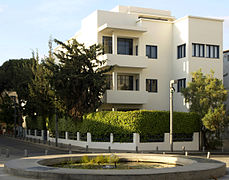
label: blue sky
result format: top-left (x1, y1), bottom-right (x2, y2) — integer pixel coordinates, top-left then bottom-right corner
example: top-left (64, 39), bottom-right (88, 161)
top-left (0, 0), bottom-right (229, 65)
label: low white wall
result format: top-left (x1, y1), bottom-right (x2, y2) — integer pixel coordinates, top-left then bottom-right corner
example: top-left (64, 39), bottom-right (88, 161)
top-left (25, 129), bottom-right (199, 151)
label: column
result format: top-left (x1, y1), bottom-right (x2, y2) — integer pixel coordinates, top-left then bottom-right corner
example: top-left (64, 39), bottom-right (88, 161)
top-left (138, 36), bottom-right (144, 56)
top-left (112, 32), bottom-right (117, 55)
top-left (112, 71), bottom-right (117, 91)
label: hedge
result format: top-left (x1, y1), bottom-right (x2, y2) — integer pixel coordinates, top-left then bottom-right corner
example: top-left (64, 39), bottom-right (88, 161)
top-left (26, 110), bottom-right (201, 142)
top-left (80, 110), bottom-right (201, 141)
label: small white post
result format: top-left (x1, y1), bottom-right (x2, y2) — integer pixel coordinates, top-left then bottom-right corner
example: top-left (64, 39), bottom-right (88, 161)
top-left (35, 130), bottom-right (37, 137)
top-left (65, 132), bottom-right (69, 140)
top-left (28, 129), bottom-right (31, 136)
top-left (41, 130), bottom-right (44, 140)
top-left (207, 152), bottom-right (211, 159)
top-left (47, 130), bottom-right (50, 141)
top-left (77, 132), bottom-right (80, 141)
top-left (110, 133), bottom-right (113, 143)
top-left (87, 132), bottom-right (91, 143)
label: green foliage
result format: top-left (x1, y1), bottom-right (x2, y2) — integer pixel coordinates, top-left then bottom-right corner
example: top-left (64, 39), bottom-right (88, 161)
top-left (0, 95), bottom-right (14, 124)
top-left (181, 69), bottom-right (227, 121)
top-left (79, 110), bottom-right (200, 140)
top-left (181, 69), bottom-right (228, 148)
top-left (50, 39), bottom-right (112, 121)
top-left (202, 104), bottom-right (228, 132)
top-left (81, 156), bottom-right (89, 163)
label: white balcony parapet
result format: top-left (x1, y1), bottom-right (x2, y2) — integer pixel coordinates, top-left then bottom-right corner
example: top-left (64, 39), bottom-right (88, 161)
top-left (104, 90), bottom-right (148, 104)
top-left (99, 54), bottom-right (148, 69)
top-left (98, 23), bottom-right (147, 34)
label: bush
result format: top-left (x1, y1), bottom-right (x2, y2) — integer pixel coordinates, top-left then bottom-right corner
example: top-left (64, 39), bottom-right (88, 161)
top-left (80, 110), bottom-right (201, 141)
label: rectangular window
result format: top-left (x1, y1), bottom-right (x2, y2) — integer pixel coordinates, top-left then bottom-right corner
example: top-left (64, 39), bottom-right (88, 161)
top-left (117, 38), bottom-right (133, 55)
top-left (206, 45), bottom-right (219, 58)
top-left (117, 75), bottom-right (134, 90)
top-left (192, 43), bottom-right (204, 57)
top-left (177, 44), bottom-right (186, 59)
top-left (104, 74), bottom-right (112, 90)
top-left (146, 45), bottom-right (157, 59)
top-left (135, 45), bottom-right (138, 56)
top-left (146, 79), bottom-right (158, 93)
top-left (177, 78), bottom-right (186, 92)
top-left (102, 36), bottom-right (112, 54)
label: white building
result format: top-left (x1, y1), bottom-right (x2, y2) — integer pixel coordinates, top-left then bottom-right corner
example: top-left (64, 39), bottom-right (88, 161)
top-left (223, 50), bottom-right (229, 111)
top-left (72, 5), bottom-right (223, 112)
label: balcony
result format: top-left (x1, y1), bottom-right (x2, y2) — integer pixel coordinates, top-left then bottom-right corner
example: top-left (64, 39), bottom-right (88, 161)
top-left (99, 54), bottom-right (148, 69)
top-left (103, 90), bottom-right (148, 104)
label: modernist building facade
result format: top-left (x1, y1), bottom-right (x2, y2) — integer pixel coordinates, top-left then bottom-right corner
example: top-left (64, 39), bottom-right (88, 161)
top-left (72, 6), bottom-right (223, 112)
top-left (224, 50), bottom-right (229, 111)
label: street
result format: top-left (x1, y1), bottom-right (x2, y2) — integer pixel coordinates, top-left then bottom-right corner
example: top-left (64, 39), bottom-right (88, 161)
top-left (0, 136), bottom-right (69, 180)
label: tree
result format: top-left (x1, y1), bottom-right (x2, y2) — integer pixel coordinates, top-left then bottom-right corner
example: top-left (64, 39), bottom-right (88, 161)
top-left (26, 49), bottom-right (56, 135)
top-left (0, 58), bottom-right (35, 126)
top-left (50, 39), bottom-right (112, 120)
top-left (181, 69), bottom-right (228, 148)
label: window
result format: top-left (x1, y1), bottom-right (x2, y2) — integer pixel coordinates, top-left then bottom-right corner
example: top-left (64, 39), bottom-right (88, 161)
top-left (192, 43), bottom-right (204, 57)
top-left (135, 45), bottom-right (138, 56)
top-left (146, 45), bottom-right (157, 59)
top-left (117, 75), bottom-right (134, 90)
top-left (177, 44), bottom-right (186, 59)
top-left (146, 79), bottom-right (158, 93)
top-left (102, 36), bottom-right (112, 54)
top-left (104, 74), bottom-right (112, 90)
top-left (117, 38), bottom-right (133, 55)
top-left (206, 45), bottom-right (219, 58)
top-left (177, 78), bottom-right (186, 92)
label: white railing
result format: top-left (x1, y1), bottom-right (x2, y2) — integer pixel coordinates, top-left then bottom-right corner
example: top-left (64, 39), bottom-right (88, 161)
top-left (24, 129), bottom-right (199, 151)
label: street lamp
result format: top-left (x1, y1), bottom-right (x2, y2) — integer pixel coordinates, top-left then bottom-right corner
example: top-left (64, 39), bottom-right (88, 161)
top-left (12, 96), bottom-right (17, 138)
top-left (170, 80), bottom-right (177, 152)
top-left (55, 97), bottom-right (58, 147)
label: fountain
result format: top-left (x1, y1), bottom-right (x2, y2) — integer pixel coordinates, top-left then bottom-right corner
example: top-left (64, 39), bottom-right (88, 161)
top-left (4, 153), bottom-right (226, 180)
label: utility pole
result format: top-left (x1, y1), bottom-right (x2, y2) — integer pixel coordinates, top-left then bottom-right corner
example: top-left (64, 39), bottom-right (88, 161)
top-left (170, 80), bottom-right (177, 152)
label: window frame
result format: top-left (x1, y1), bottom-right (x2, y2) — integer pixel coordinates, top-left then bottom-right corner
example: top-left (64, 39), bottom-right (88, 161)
top-left (206, 44), bottom-right (220, 59)
top-left (146, 45), bottom-right (158, 59)
top-left (177, 78), bottom-right (186, 92)
top-left (192, 43), bottom-right (205, 57)
top-left (146, 79), bottom-right (158, 93)
top-left (177, 44), bottom-right (186, 59)
top-left (117, 38), bottom-right (133, 55)
top-left (102, 36), bottom-right (112, 54)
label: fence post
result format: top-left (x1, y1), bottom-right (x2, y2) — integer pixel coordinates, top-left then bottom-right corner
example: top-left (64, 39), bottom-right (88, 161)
top-left (87, 132), bottom-right (91, 144)
top-left (77, 132), bottom-right (80, 141)
top-left (65, 132), bottom-right (69, 140)
top-left (28, 129), bottom-right (31, 136)
top-left (133, 133), bottom-right (140, 144)
top-left (35, 130), bottom-right (37, 137)
top-left (47, 130), bottom-right (50, 141)
top-left (41, 130), bottom-right (44, 140)
top-left (110, 133), bottom-right (113, 143)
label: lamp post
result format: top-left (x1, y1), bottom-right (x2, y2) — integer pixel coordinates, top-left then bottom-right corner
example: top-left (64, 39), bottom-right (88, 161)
top-left (55, 97), bottom-right (58, 147)
top-left (12, 96), bottom-right (17, 138)
top-left (170, 80), bottom-right (177, 152)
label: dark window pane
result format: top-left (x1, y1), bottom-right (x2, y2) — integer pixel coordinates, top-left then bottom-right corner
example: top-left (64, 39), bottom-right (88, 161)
top-left (146, 79), bottom-right (158, 93)
top-left (103, 36), bottom-right (112, 54)
top-left (117, 38), bottom-right (133, 55)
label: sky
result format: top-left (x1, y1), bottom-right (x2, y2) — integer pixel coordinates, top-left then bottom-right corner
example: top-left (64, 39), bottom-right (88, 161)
top-left (0, 0), bottom-right (229, 65)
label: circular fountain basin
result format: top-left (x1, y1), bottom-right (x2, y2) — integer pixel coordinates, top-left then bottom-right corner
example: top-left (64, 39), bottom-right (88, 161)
top-left (4, 153), bottom-right (226, 180)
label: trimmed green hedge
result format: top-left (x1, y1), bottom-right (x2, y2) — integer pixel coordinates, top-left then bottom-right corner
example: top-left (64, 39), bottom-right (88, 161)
top-left (26, 110), bottom-right (201, 142)
top-left (80, 110), bottom-right (201, 136)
